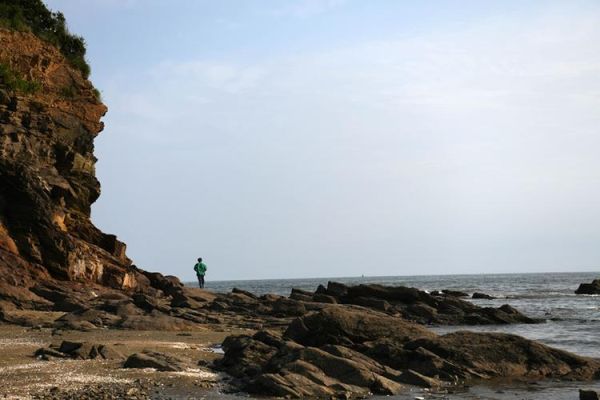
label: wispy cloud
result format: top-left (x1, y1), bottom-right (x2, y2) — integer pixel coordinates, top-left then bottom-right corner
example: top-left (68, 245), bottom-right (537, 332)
top-left (264, 0), bottom-right (348, 18)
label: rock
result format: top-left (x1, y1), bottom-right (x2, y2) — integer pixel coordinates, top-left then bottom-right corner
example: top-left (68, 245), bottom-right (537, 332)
top-left (232, 287), bottom-right (258, 299)
top-left (397, 369), bottom-right (441, 388)
top-left (290, 288), bottom-right (314, 297)
top-left (575, 279), bottom-right (600, 295)
top-left (326, 281), bottom-right (349, 297)
top-left (441, 289), bottom-right (469, 298)
top-left (118, 310), bottom-right (196, 331)
top-left (35, 341), bottom-right (124, 360)
top-left (311, 293), bottom-right (337, 304)
top-left (271, 298), bottom-right (307, 317)
top-left (285, 307), bottom-right (435, 347)
top-left (0, 88), bottom-right (10, 105)
top-left (320, 282), bottom-right (541, 326)
top-left (580, 389), bottom-right (600, 400)
top-left (472, 292), bottom-right (495, 299)
top-left (170, 287), bottom-right (216, 308)
top-left (289, 292), bottom-right (313, 302)
top-left (54, 308), bottom-right (121, 330)
top-left (217, 307), bottom-right (600, 399)
top-left (123, 350), bottom-right (188, 371)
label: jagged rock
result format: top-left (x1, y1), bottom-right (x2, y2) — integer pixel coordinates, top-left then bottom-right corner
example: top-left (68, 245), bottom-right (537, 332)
top-left (575, 279), bottom-right (600, 295)
top-left (317, 282), bottom-right (541, 325)
top-left (123, 350), bottom-right (188, 371)
top-left (217, 308), bottom-right (600, 398)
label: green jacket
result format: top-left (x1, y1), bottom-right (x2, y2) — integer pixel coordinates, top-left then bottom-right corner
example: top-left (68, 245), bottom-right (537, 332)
top-left (194, 262), bottom-right (207, 276)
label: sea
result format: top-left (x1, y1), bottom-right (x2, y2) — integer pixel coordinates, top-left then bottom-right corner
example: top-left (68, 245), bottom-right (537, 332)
top-left (189, 272), bottom-right (600, 400)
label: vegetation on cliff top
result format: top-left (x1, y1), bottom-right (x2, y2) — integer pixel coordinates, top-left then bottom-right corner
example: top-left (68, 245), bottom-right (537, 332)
top-left (0, 0), bottom-right (90, 78)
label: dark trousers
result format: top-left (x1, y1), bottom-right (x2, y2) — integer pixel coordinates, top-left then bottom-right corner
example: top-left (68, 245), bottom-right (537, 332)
top-left (197, 275), bottom-right (205, 288)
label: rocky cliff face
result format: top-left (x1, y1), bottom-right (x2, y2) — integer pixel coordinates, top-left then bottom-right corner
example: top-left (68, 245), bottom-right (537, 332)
top-left (0, 28), bottom-right (154, 309)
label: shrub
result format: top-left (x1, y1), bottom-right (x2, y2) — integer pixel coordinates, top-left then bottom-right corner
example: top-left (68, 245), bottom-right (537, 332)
top-left (59, 85), bottom-right (75, 98)
top-left (0, 63), bottom-right (41, 94)
top-left (0, 0), bottom-right (91, 78)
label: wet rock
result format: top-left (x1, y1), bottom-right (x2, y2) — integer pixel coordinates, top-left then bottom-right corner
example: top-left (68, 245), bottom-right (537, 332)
top-left (472, 292), bottom-right (495, 299)
top-left (217, 308), bottom-right (600, 399)
top-left (580, 389), bottom-right (600, 400)
top-left (575, 279), bottom-right (600, 295)
top-left (319, 282), bottom-right (541, 325)
top-left (123, 350), bottom-right (188, 372)
top-left (441, 289), bottom-right (469, 297)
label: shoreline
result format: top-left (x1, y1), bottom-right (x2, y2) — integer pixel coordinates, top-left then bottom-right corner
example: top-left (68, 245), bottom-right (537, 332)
top-left (1, 278), bottom-right (598, 399)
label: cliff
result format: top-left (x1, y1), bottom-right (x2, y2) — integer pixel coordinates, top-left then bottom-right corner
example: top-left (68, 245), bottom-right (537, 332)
top-left (0, 27), bottom-right (159, 310)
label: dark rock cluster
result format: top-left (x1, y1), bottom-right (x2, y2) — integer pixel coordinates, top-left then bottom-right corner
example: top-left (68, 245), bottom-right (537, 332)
top-left (5, 280), bottom-right (542, 332)
top-left (35, 340), bottom-right (124, 360)
top-left (291, 281), bottom-right (541, 325)
top-left (123, 350), bottom-right (189, 372)
top-left (215, 307), bottom-right (600, 398)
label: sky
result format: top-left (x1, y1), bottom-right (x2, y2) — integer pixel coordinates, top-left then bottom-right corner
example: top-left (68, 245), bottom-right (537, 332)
top-left (44, 0), bottom-right (600, 281)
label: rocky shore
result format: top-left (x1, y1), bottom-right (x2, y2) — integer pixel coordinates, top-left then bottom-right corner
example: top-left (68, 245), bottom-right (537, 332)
top-left (1, 4), bottom-right (599, 399)
top-left (1, 280), bottom-right (600, 398)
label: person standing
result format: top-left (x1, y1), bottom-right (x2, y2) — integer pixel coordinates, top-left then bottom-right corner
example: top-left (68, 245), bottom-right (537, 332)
top-left (194, 257), bottom-right (207, 288)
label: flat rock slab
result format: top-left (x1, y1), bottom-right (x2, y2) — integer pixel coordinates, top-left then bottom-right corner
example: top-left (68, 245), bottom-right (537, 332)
top-left (123, 350), bottom-right (188, 372)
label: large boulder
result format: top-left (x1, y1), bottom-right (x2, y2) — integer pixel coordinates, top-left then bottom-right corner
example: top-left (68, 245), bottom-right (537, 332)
top-left (123, 350), bottom-right (188, 372)
top-left (285, 307), bottom-right (434, 347)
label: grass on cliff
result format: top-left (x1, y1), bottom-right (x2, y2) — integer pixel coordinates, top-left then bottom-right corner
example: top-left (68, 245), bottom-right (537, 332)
top-left (0, 0), bottom-right (91, 79)
top-left (0, 63), bottom-right (40, 94)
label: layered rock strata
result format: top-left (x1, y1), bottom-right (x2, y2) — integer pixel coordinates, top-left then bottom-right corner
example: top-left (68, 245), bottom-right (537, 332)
top-left (216, 307), bottom-right (600, 398)
top-left (0, 28), bottom-right (171, 309)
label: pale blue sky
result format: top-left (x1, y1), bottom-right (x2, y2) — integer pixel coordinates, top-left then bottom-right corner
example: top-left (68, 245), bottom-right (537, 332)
top-left (45, 1), bottom-right (600, 281)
